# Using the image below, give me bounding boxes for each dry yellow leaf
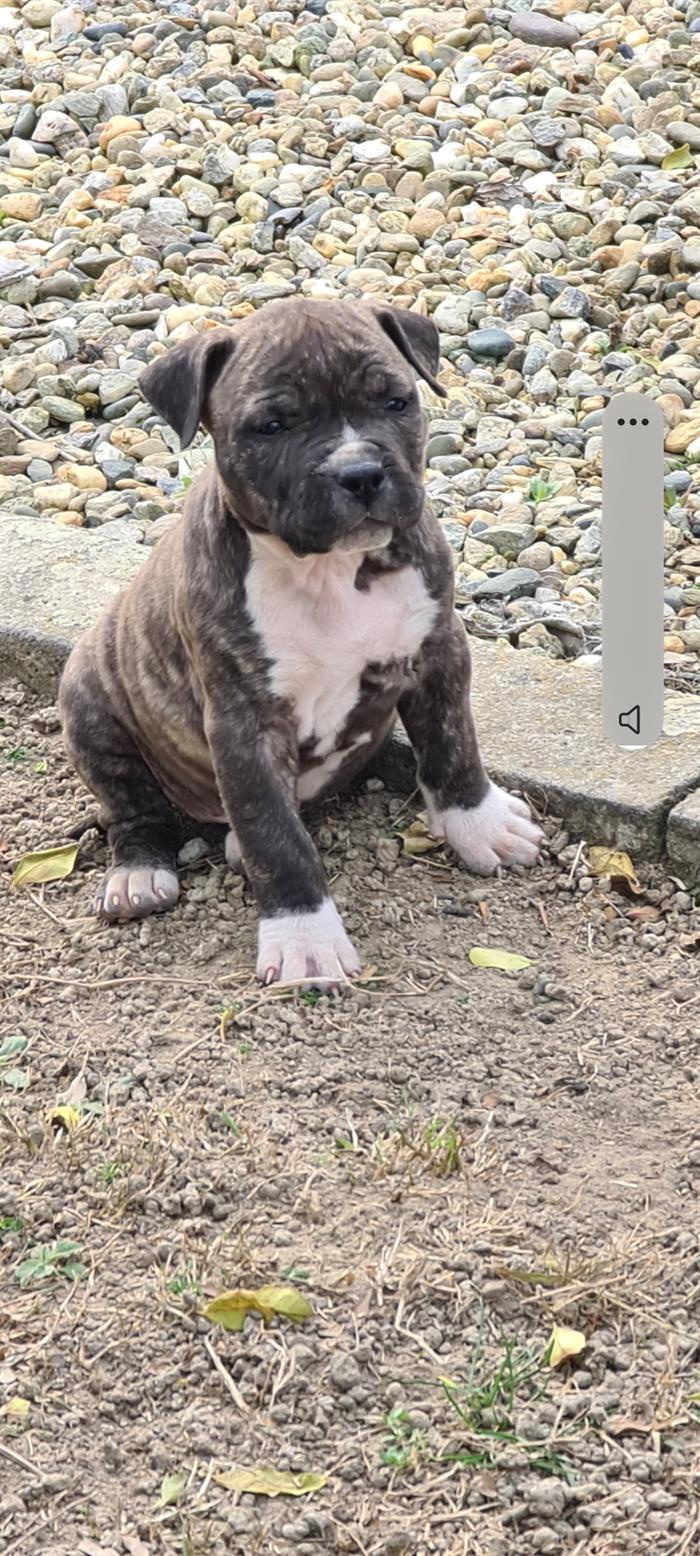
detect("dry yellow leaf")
[159,1472,186,1507]
[50,1104,81,1135]
[468,946,533,971]
[254,1285,313,1322]
[3,1397,30,1419]
[399,817,442,857]
[661,143,693,171]
[547,1324,586,1368]
[214,1467,326,1498]
[586,847,641,891]
[203,1284,312,1332]
[11,844,79,888]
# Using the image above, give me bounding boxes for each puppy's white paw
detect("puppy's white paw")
[96,864,180,921]
[257,898,360,989]
[425,783,543,875]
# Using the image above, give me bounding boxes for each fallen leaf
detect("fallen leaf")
[468,946,533,971]
[202,1290,257,1332]
[2,1069,28,1091]
[0,1036,27,1062]
[586,847,642,892]
[254,1285,313,1323]
[607,1415,656,1436]
[11,843,79,889]
[400,818,443,857]
[203,1284,313,1332]
[159,1472,186,1507]
[214,1467,326,1498]
[627,906,661,923]
[2,1396,30,1418]
[50,1105,81,1135]
[547,1324,586,1368]
[402,834,442,856]
[662,143,693,171]
[58,1074,87,1108]
[680,930,700,950]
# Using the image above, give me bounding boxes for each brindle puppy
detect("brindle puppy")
[59,299,542,987]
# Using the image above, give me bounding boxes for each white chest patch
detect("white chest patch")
[244,536,437,761]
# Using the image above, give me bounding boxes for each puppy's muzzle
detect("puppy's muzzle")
[335,457,385,506]
[323,441,387,514]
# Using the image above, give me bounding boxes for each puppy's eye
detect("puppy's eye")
[257,418,285,436]
[386,397,408,413]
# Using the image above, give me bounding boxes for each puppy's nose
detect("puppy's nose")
[335,459,385,504]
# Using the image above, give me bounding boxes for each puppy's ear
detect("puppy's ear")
[370,305,446,398]
[139,327,234,448]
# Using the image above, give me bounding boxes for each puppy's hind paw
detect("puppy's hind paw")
[95,864,180,921]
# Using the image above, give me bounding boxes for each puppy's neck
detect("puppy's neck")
[248,530,389,599]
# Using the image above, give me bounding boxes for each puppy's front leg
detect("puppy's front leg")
[205,707,359,988]
[399,619,543,874]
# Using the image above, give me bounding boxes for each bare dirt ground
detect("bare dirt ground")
[1,677,699,1556]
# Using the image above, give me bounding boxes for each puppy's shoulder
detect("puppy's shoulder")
[394,501,455,604]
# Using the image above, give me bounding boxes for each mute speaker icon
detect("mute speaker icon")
[618,705,640,736]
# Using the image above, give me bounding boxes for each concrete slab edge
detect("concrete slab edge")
[2,621,699,876]
[0,624,72,697]
[367,729,700,872]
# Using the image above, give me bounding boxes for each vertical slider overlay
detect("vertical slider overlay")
[602,392,664,750]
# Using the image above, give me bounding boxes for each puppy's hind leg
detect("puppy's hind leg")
[60,664,180,923]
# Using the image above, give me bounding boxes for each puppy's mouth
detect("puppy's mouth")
[333,519,393,554]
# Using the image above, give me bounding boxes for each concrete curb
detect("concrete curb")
[2,511,700,875]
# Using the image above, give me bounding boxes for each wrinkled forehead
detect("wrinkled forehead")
[233,304,410,405]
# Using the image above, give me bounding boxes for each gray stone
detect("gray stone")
[461,567,542,601]
[27,459,53,483]
[549,286,590,320]
[13,104,37,139]
[507,14,577,48]
[149,197,188,226]
[433,295,472,335]
[666,122,700,154]
[466,328,514,360]
[43,396,84,424]
[99,371,138,407]
[477,524,536,558]
[667,789,700,885]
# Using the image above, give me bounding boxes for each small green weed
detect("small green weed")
[439,1332,573,1478]
[16,1238,87,1288]
[167,1262,201,1299]
[0,1214,23,1237]
[420,1118,463,1177]
[279,1265,311,1284]
[381,1406,427,1471]
[528,475,558,505]
[0,1035,28,1093]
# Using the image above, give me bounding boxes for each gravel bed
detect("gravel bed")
[1,0,700,685]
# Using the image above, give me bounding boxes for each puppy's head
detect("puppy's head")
[139,299,445,556]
